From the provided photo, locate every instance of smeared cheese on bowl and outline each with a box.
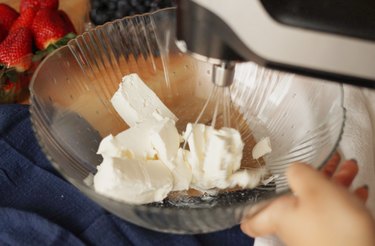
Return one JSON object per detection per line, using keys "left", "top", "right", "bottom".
{"left": 92, "top": 74, "right": 273, "bottom": 204}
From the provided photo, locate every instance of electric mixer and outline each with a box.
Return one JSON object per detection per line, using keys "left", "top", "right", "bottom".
{"left": 176, "top": 0, "right": 375, "bottom": 89}
{"left": 175, "top": 0, "right": 375, "bottom": 185}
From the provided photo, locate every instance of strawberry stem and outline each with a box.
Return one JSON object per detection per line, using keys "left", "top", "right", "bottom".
{"left": 32, "top": 32, "right": 77, "bottom": 62}
{"left": 0, "top": 65, "right": 21, "bottom": 83}
{"left": 0, "top": 66, "right": 6, "bottom": 87}
{"left": 6, "top": 68, "right": 20, "bottom": 82}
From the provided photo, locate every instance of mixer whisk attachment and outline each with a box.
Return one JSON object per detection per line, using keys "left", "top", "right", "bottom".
{"left": 182, "top": 62, "right": 243, "bottom": 148}
{"left": 198, "top": 84, "right": 235, "bottom": 129}
{"left": 212, "top": 62, "right": 236, "bottom": 87}
{"left": 182, "top": 62, "right": 259, "bottom": 173}
{"left": 192, "top": 62, "right": 238, "bottom": 127}
{"left": 179, "top": 62, "right": 268, "bottom": 193}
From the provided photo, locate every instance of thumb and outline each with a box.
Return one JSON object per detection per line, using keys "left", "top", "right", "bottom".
{"left": 241, "top": 163, "right": 325, "bottom": 237}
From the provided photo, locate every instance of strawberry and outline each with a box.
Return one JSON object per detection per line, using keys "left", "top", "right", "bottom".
{"left": 40, "top": 0, "right": 59, "bottom": 10}
{"left": 32, "top": 8, "right": 75, "bottom": 50}
{"left": 10, "top": 8, "right": 37, "bottom": 33}
{"left": 0, "top": 71, "right": 30, "bottom": 103}
{"left": 58, "top": 10, "right": 76, "bottom": 34}
{"left": 20, "top": 0, "right": 59, "bottom": 13}
{"left": 0, "top": 4, "right": 19, "bottom": 31}
{"left": 0, "top": 28, "right": 33, "bottom": 72}
{"left": 20, "top": 0, "right": 40, "bottom": 12}
{"left": 0, "top": 24, "right": 7, "bottom": 42}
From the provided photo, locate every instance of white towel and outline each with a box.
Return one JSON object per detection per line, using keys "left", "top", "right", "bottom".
{"left": 340, "top": 86, "right": 375, "bottom": 214}
{"left": 254, "top": 85, "right": 375, "bottom": 246}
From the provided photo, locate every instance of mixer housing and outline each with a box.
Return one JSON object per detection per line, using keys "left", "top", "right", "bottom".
{"left": 176, "top": 0, "right": 375, "bottom": 88}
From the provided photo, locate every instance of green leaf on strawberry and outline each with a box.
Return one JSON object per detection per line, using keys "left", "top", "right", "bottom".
{"left": 54, "top": 32, "right": 76, "bottom": 46}
{"left": 0, "top": 65, "right": 21, "bottom": 85}
{"left": 0, "top": 66, "right": 6, "bottom": 86}
{"left": 32, "top": 32, "right": 76, "bottom": 62}
{"left": 5, "top": 68, "right": 20, "bottom": 83}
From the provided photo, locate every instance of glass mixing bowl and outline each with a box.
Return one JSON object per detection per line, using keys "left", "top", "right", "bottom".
{"left": 29, "top": 8, "right": 345, "bottom": 234}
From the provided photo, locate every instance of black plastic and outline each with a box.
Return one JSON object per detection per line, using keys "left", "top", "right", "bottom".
{"left": 266, "top": 61, "right": 375, "bottom": 89}
{"left": 261, "top": 0, "right": 375, "bottom": 41}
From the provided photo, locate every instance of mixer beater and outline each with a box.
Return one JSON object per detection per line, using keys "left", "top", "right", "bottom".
{"left": 196, "top": 62, "right": 236, "bottom": 127}
{"left": 181, "top": 61, "right": 262, "bottom": 176}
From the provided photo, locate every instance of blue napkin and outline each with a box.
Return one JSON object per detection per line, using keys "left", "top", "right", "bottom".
{"left": 0, "top": 104, "right": 254, "bottom": 246}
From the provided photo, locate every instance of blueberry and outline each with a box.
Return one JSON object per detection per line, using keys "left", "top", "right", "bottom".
{"left": 135, "top": 5, "right": 146, "bottom": 13}
{"left": 90, "top": 9, "right": 110, "bottom": 25}
{"left": 143, "top": 0, "right": 153, "bottom": 7}
{"left": 107, "top": 1, "right": 117, "bottom": 11}
{"left": 118, "top": 1, "right": 130, "bottom": 10}
{"left": 130, "top": 0, "right": 138, "bottom": 7}
{"left": 117, "top": 4, "right": 131, "bottom": 16}
{"left": 90, "top": 0, "right": 176, "bottom": 25}
{"left": 150, "top": 2, "right": 159, "bottom": 9}
{"left": 114, "top": 11, "right": 125, "bottom": 19}
{"left": 128, "top": 10, "right": 136, "bottom": 16}
{"left": 91, "top": 0, "right": 101, "bottom": 9}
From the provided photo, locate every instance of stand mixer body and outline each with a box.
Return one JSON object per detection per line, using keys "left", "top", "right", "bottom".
{"left": 176, "top": 0, "right": 375, "bottom": 88}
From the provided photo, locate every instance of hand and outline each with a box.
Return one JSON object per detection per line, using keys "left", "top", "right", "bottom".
{"left": 241, "top": 153, "right": 375, "bottom": 246}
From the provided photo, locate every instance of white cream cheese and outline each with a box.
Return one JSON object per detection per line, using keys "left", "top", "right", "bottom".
{"left": 202, "top": 127, "right": 244, "bottom": 187}
{"left": 227, "top": 168, "right": 268, "bottom": 189}
{"left": 252, "top": 137, "right": 272, "bottom": 159}
{"left": 149, "top": 117, "right": 180, "bottom": 169}
{"left": 170, "top": 148, "right": 192, "bottom": 191}
{"left": 111, "top": 73, "right": 177, "bottom": 127}
{"left": 149, "top": 117, "right": 193, "bottom": 191}
{"left": 184, "top": 123, "right": 245, "bottom": 191}
{"left": 93, "top": 157, "right": 173, "bottom": 204}
{"left": 97, "top": 119, "right": 163, "bottom": 160}
{"left": 97, "top": 117, "right": 180, "bottom": 161}
{"left": 93, "top": 73, "right": 272, "bottom": 204}
{"left": 95, "top": 101, "right": 191, "bottom": 201}
{"left": 184, "top": 123, "right": 207, "bottom": 181}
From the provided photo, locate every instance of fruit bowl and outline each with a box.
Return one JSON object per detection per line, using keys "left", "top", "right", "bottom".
{"left": 29, "top": 8, "right": 345, "bottom": 234}
{"left": 89, "top": 0, "right": 175, "bottom": 26}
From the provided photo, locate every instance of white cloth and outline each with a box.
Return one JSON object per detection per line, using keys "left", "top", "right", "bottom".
{"left": 340, "top": 86, "right": 375, "bottom": 215}
{"left": 254, "top": 85, "right": 375, "bottom": 246}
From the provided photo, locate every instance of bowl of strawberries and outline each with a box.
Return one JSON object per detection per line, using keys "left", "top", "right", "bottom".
{"left": 0, "top": 0, "right": 77, "bottom": 103}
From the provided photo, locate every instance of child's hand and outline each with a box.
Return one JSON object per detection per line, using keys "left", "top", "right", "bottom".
{"left": 241, "top": 153, "right": 375, "bottom": 246}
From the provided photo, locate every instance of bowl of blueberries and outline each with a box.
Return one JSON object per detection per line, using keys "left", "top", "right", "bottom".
{"left": 89, "top": 0, "right": 175, "bottom": 26}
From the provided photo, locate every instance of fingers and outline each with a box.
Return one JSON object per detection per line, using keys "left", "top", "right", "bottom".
{"left": 332, "top": 159, "right": 358, "bottom": 187}
{"left": 242, "top": 163, "right": 334, "bottom": 237}
{"left": 241, "top": 156, "right": 368, "bottom": 240}
{"left": 329, "top": 158, "right": 366, "bottom": 201}
{"left": 321, "top": 152, "right": 341, "bottom": 177}
{"left": 319, "top": 153, "right": 358, "bottom": 186}
{"left": 241, "top": 195, "right": 297, "bottom": 237}
{"left": 354, "top": 185, "right": 369, "bottom": 203}
{"left": 241, "top": 164, "right": 325, "bottom": 238}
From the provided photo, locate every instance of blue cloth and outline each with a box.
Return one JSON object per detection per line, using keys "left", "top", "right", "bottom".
{"left": 0, "top": 104, "right": 254, "bottom": 246}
